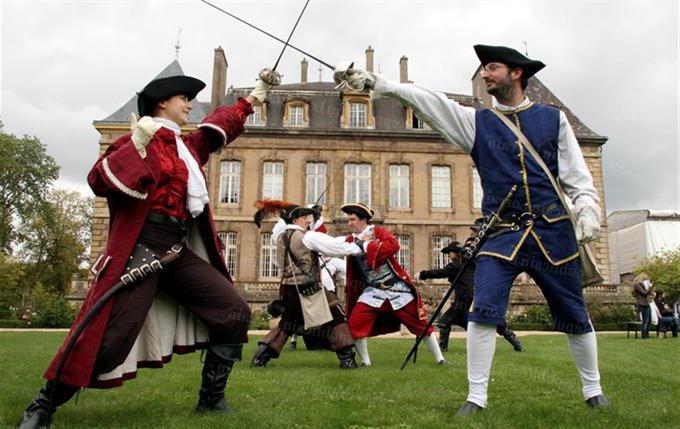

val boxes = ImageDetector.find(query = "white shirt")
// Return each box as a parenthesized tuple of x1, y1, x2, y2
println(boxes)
(372, 75, 600, 213)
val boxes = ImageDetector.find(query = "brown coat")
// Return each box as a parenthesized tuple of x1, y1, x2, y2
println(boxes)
(632, 282, 654, 306)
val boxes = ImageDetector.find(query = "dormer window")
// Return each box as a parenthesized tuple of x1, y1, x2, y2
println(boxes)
(349, 102, 366, 128)
(246, 102, 266, 126)
(406, 107, 431, 130)
(284, 99, 310, 127)
(340, 94, 375, 129)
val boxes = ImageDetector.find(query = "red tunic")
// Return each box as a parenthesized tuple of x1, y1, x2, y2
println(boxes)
(43, 98, 253, 388)
(344, 226, 427, 337)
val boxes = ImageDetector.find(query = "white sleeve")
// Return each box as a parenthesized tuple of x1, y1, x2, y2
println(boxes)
(372, 73, 476, 153)
(302, 231, 362, 257)
(557, 111, 600, 215)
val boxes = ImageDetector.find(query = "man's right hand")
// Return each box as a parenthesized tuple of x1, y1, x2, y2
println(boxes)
(334, 64, 376, 91)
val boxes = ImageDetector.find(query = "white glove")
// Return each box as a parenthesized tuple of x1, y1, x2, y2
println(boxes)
(130, 113, 162, 159)
(249, 68, 280, 103)
(574, 198, 600, 244)
(333, 62, 375, 91)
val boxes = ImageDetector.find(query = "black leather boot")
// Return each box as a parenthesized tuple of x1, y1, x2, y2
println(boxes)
(499, 326, 524, 352)
(336, 346, 358, 369)
(250, 343, 277, 368)
(19, 381, 79, 429)
(438, 327, 450, 352)
(195, 344, 241, 414)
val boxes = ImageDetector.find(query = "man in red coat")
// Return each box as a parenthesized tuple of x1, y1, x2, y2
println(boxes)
(19, 68, 278, 428)
(342, 203, 446, 367)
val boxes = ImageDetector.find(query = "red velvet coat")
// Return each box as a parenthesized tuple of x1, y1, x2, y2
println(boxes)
(43, 99, 253, 388)
(344, 226, 427, 336)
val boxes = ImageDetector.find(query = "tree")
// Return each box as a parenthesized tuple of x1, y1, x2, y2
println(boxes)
(0, 123, 60, 253)
(18, 189, 92, 297)
(635, 247, 680, 302)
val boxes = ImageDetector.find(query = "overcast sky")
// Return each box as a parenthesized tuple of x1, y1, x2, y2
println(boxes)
(1, 0, 678, 215)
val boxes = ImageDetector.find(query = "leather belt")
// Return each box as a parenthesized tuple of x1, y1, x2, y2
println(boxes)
(487, 202, 562, 239)
(146, 212, 188, 242)
(371, 277, 401, 290)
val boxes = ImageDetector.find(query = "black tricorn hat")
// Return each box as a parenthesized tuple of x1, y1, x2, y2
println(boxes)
(440, 241, 463, 254)
(284, 205, 317, 221)
(473, 44, 545, 79)
(137, 75, 206, 117)
(341, 203, 374, 220)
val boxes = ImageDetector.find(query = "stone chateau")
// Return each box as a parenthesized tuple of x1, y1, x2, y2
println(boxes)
(86, 46, 624, 313)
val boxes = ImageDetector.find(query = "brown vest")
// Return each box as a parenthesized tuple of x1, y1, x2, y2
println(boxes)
(276, 229, 320, 285)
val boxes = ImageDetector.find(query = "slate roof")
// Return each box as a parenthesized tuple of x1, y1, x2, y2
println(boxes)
(524, 77, 605, 140)
(97, 61, 604, 142)
(95, 60, 206, 124)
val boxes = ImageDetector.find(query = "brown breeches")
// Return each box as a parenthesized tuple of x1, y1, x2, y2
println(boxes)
(92, 218, 251, 378)
(260, 285, 353, 355)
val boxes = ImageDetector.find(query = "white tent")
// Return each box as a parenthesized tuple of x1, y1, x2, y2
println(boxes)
(608, 210, 680, 283)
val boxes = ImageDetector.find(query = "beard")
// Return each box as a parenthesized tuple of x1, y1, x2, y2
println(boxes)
(487, 82, 515, 99)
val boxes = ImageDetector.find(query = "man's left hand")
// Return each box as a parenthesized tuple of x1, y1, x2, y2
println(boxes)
(576, 205, 600, 244)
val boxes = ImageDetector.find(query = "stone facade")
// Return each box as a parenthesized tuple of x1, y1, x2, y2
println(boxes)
(86, 47, 618, 312)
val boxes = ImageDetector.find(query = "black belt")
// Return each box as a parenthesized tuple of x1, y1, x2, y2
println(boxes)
(489, 202, 562, 238)
(146, 212, 189, 241)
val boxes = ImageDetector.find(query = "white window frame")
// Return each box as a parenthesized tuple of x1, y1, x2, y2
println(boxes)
(431, 165, 452, 208)
(262, 161, 284, 200)
(432, 236, 452, 270)
(349, 102, 367, 128)
(472, 166, 483, 210)
(289, 105, 304, 127)
(246, 104, 265, 126)
(218, 232, 238, 277)
(389, 164, 410, 208)
(219, 160, 240, 204)
(259, 232, 279, 279)
(344, 163, 371, 205)
(396, 235, 411, 275)
(306, 162, 327, 206)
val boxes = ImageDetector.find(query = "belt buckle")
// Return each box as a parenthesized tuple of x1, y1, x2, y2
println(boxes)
(378, 282, 390, 290)
(519, 212, 534, 227)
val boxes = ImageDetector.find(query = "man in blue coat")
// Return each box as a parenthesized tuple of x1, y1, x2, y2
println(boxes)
(341, 45, 609, 414)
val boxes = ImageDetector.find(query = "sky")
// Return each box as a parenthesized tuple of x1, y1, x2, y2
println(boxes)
(1, 0, 678, 215)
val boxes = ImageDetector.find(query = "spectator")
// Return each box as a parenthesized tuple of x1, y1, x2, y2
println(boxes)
(632, 273, 654, 339)
(654, 290, 678, 338)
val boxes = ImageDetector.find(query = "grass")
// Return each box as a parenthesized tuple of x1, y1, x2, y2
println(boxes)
(0, 332, 678, 428)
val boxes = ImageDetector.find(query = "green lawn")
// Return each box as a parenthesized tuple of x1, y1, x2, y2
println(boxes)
(0, 332, 678, 428)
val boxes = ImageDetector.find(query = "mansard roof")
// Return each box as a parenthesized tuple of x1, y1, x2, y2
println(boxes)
(524, 77, 605, 140)
(95, 60, 206, 125)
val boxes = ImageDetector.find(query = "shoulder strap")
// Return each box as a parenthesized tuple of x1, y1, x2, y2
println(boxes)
(489, 108, 577, 228)
(283, 230, 310, 275)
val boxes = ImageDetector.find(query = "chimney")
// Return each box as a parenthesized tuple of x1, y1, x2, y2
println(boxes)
(211, 46, 228, 110)
(399, 55, 409, 83)
(365, 45, 374, 72)
(301, 58, 308, 83)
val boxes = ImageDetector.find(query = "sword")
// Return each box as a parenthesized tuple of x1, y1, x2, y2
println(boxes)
(48, 245, 183, 411)
(400, 185, 518, 370)
(199, 0, 333, 70)
(199, 0, 359, 88)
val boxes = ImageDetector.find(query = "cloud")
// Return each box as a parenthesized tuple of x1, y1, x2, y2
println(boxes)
(1, 0, 678, 213)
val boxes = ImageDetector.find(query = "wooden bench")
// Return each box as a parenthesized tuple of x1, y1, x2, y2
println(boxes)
(626, 321, 660, 338)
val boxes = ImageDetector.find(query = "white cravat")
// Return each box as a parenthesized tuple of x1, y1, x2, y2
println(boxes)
(154, 117, 209, 218)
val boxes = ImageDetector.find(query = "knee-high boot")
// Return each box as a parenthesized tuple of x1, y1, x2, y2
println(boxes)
(195, 344, 242, 413)
(19, 381, 80, 429)
(438, 326, 451, 352)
